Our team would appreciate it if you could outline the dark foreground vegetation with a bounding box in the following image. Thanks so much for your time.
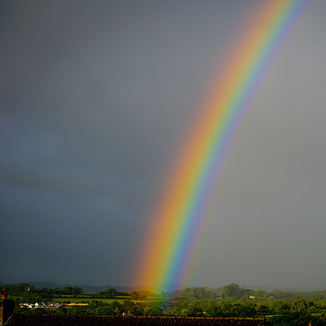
[2,282,326,326]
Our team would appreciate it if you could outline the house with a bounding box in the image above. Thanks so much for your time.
[0,290,15,325]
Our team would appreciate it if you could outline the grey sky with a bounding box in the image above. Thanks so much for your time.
[1,0,326,290]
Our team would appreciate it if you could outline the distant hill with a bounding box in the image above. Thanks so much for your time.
[0,281,140,294]
[79,284,139,294]
[1,281,325,295]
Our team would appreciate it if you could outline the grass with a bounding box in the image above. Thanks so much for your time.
[53,297,137,304]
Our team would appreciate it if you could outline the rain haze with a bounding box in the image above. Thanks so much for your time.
[1,1,326,290]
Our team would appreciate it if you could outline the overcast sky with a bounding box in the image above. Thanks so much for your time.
[1,0,326,291]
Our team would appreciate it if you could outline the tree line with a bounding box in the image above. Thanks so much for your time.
[3,282,326,325]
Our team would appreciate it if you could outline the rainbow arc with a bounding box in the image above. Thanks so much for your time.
[136,0,309,292]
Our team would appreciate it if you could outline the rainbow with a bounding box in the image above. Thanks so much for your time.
[137,0,308,292]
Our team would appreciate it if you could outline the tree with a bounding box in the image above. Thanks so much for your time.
[187,306,204,317]
[56,307,67,315]
[106,288,117,298]
[110,301,123,315]
[130,291,139,300]
[193,287,213,300]
[222,283,242,299]
[204,300,225,317]
[123,300,135,313]
[254,289,266,299]
[269,300,290,314]
[146,307,163,316]
[55,286,83,296]
[72,287,83,295]
[257,304,270,317]
[291,298,312,314]
[130,306,145,316]
[95,307,114,315]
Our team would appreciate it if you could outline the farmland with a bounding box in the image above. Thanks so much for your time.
[2,282,326,325]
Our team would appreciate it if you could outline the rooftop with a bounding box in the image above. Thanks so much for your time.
[5,314,269,326]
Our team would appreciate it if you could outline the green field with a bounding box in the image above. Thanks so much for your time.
[53,296,138,305]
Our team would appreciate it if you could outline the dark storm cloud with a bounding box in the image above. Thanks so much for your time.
[1,0,326,289]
